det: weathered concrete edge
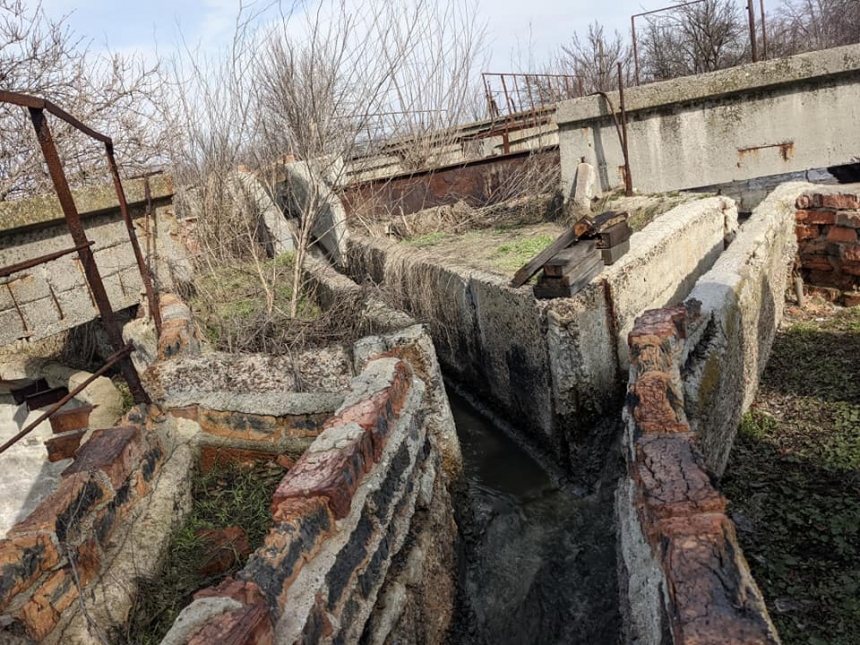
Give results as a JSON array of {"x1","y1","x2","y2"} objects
[
  {"x1": 0, "y1": 175, "x2": 174, "y2": 235},
  {"x1": 557, "y1": 43, "x2": 860, "y2": 125},
  {"x1": 683, "y1": 182, "x2": 804, "y2": 474}
]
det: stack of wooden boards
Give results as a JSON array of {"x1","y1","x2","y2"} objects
[{"x1": 510, "y1": 211, "x2": 632, "y2": 299}]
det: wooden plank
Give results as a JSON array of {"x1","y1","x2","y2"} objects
[
  {"x1": 509, "y1": 226, "x2": 580, "y2": 287},
  {"x1": 601, "y1": 238, "x2": 630, "y2": 265},
  {"x1": 596, "y1": 222, "x2": 632, "y2": 249},
  {"x1": 544, "y1": 243, "x2": 600, "y2": 278},
  {"x1": 533, "y1": 259, "x2": 604, "y2": 299}
]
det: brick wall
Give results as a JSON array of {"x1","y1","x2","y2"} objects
[
  {"x1": 616, "y1": 307, "x2": 780, "y2": 645},
  {"x1": 0, "y1": 424, "x2": 165, "y2": 641},
  {"x1": 796, "y1": 187, "x2": 860, "y2": 305},
  {"x1": 159, "y1": 354, "x2": 457, "y2": 645}
]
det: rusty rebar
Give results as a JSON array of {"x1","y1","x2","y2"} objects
[
  {"x1": 27, "y1": 108, "x2": 149, "y2": 406},
  {"x1": 617, "y1": 63, "x2": 633, "y2": 196},
  {"x1": 0, "y1": 343, "x2": 135, "y2": 456},
  {"x1": 0, "y1": 242, "x2": 94, "y2": 279}
]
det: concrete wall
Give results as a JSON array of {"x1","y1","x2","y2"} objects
[
  {"x1": 616, "y1": 307, "x2": 779, "y2": 645},
  {"x1": 682, "y1": 183, "x2": 803, "y2": 475},
  {"x1": 347, "y1": 196, "x2": 737, "y2": 479},
  {"x1": 0, "y1": 176, "x2": 186, "y2": 347},
  {"x1": 557, "y1": 44, "x2": 860, "y2": 197}
]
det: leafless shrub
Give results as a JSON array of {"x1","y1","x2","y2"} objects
[
  {"x1": 0, "y1": 0, "x2": 163, "y2": 201},
  {"x1": 556, "y1": 22, "x2": 632, "y2": 93}
]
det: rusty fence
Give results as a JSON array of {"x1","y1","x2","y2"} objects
[{"x1": 0, "y1": 91, "x2": 158, "y2": 455}]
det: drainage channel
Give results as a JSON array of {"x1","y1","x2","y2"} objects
[{"x1": 447, "y1": 388, "x2": 621, "y2": 645}]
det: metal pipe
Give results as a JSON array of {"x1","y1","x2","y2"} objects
[
  {"x1": 617, "y1": 63, "x2": 633, "y2": 196},
  {"x1": 760, "y1": 0, "x2": 768, "y2": 59},
  {"x1": 104, "y1": 143, "x2": 162, "y2": 336},
  {"x1": 0, "y1": 242, "x2": 94, "y2": 279},
  {"x1": 591, "y1": 89, "x2": 632, "y2": 196},
  {"x1": 632, "y1": 15, "x2": 640, "y2": 86},
  {"x1": 27, "y1": 108, "x2": 150, "y2": 406},
  {"x1": 0, "y1": 343, "x2": 135, "y2": 456},
  {"x1": 748, "y1": 1, "x2": 758, "y2": 62}
]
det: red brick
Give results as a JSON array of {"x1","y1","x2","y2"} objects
[
  {"x1": 9, "y1": 473, "x2": 109, "y2": 543},
  {"x1": 195, "y1": 527, "x2": 250, "y2": 576},
  {"x1": 842, "y1": 292, "x2": 860, "y2": 306},
  {"x1": 198, "y1": 445, "x2": 279, "y2": 473},
  {"x1": 630, "y1": 306, "x2": 687, "y2": 342},
  {"x1": 657, "y1": 514, "x2": 779, "y2": 645},
  {"x1": 795, "y1": 224, "x2": 820, "y2": 240},
  {"x1": 159, "y1": 293, "x2": 182, "y2": 308},
  {"x1": 796, "y1": 194, "x2": 813, "y2": 209},
  {"x1": 842, "y1": 261, "x2": 860, "y2": 277},
  {"x1": 20, "y1": 569, "x2": 77, "y2": 641},
  {"x1": 800, "y1": 254, "x2": 834, "y2": 272},
  {"x1": 634, "y1": 434, "x2": 726, "y2": 531},
  {"x1": 195, "y1": 578, "x2": 268, "y2": 606},
  {"x1": 815, "y1": 193, "x2": 860, "y2": 210},
  {"x1": 826, "y1": 226, "x2": 858, "y2": 243},
  {"x1": 281, "y1": 413, "x2": 329, "y2": 439},
  {"x1": 198, "y1": 409, "x2": 280, "y2": 443},
  {"x1": 843, "y1": 243, "x2": 860, "y2": 263},
  {"x1": 45, "y1": 429, "x2": 86, "y2": 462},
  {"x1": 276, "y1": 454, "x2": 296, "y2": 470},
  {"x1": 796, "y1": 209, "x2": 836, "y2": 225},
  {"x1": 0, "y1": 534, "x2": 61, "y2": 610},
  {"x1": 271, "y1": 496, "x2": 332, "y2": 526},
  {"x1": 629, "y1": 371, "x2": 689, "y2": 434},
  {"x1": 836, "y1": 211, "x2": 860, "y2": 228},
  {"x1": 63, "y1": 426, "x2": 145, "y2": 491},
  {"x1": 186, "y1": 601, "x2": 273, "y2": 645},
  {"x1": 271, "y1": 425, "x2": 372, "y2": 519}
]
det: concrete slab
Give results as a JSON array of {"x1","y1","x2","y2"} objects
[{"x1": 0, "y1": 389, "x2": 81, "y2": 538}]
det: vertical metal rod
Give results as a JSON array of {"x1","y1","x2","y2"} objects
[
  {"x1": 748, "y1": 1, "x2": 758, "y2": 62},
  {"x1": 104, "y1": 144, "x2": 162, "y2": 336},
  {"x1": 760, "y1": 0, "x2": 768, "y2": 59},
  {"x1": 27, "y1": 108, "x2": 150, "y2": 405},
  {"x1": 632, "y1": 16, "x2": 640, "y2": 86},
  {"x1": 617, "y1": 63, "x2": 633, "y2": 196},
  {"x1": 499, "y1": 75, "x2": 516, "y2": 116}
]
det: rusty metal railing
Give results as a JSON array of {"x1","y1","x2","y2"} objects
[{"x1": 0, "y1": 91, "x2": 156, "y2": 409}]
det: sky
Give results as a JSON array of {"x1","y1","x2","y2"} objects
[{"x1": 36, "y1": 0, "x2": 653, "y2": 70}]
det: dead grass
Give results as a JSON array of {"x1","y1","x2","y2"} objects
[
  {"x1": 116, "y1": 460, "x2": 286, "y2": 645},
  {"x1": 721, "y1": 305, "x2": 860, "y2": 645}
]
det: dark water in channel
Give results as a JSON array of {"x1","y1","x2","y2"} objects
[{"x1": 447, "y1": 389, "x2": 621, "y2": 645}]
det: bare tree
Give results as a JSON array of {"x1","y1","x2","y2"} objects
[
  {"x1": 557, "y1": 22, "x2": 631, "y2": 93},
  {"x1": 770, "y1": 0, "x2": 860, "y2": 54},
  {"x1": 0, "y1": 0, "x2": 162, "y2": 201},
  {"x1": 638, "y1": 0, "x2": 747, "y2": 81}
]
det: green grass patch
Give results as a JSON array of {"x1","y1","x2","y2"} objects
[
  {"x1": 117, "y1": 460, "x2": 286, "y2": 645},
  {"x1": 489, "y1": 234, "x2": 554, "y2": 274},
  {"x1": 403, "y1": 231, "x2": 447, "y2": 248},
  {"x1": 190, "y1": 253, "x2": 321, "y2": 352},
  {"x1": 721, "y1": 307, "x2": 860, "y2": 644}
]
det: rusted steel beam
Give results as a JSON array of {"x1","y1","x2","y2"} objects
[
  {"x1": 27, "y1": 108, "x2": 150, "y2": 406},
  {"x1": 617, "y1": 63, "x2": 633, "y2": 196},
  {"x1": 105, "y1": 144, "x2": 162, "y2": 335},
  {"x1": 0, "y1": 343, "x2": 136, "y2": 456},
  {"x1": 0, "y1": 242, "x2": 94, "y2": 279}
]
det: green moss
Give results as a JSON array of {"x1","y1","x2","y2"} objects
[
  {"x1": 489, "y1": 234, "x2": 554, "y2": 274},
  {"x1": 403, "y1": 232, "x2": 447, "y2": 248}
]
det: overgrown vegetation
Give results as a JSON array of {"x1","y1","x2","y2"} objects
[
  {"x1": 721, "y1": 306, "x2": 860, "y2": 645},
  {"x1": 117, "y1": 460, "x2": 286, "y2": 645}
]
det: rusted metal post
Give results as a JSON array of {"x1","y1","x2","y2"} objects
[
  {"x1": 617, "y1": 63, "x2": 633, "y2": 196},
  {"x1": 748, "y1": 1, "x2": 758, "y2": 62},
  {"x1": 27, "y1": 108, "x2": 150, "y2": 405},
  {"x1": 760, "y1": 0, "x2": 768, "y2": 60},
  {"x1": 104, "y1": 144, "x2": 162, "y2": 336},
  {"x1": 0, "y1": 343, "x2": 136, "y2": 456},
  {"x1": 632, "y1": 15, "x2": 640, "y2": 86},
  {"x1": 499, "y1": 75, "x2": 516, "y2": 115}
]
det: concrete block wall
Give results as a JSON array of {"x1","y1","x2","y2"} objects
[
  {"x1": 795, "y1": 185, "x2": 860, "y2": 305},
  {"x1": 616, "y1": 307, "x2": 780, "y2": 645},
  {"x1": 346, "y1": 196, "x2": 737, "y2": 479},
  {"x1": 0, "y1": 176, "x2": 186, "y2": 348},
  {"x1": 159, "y1": 355, "x2": 457, "y2": 645},
  {"x1": 0, "y1": 423, "x2": 167, "y2": 641}
]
